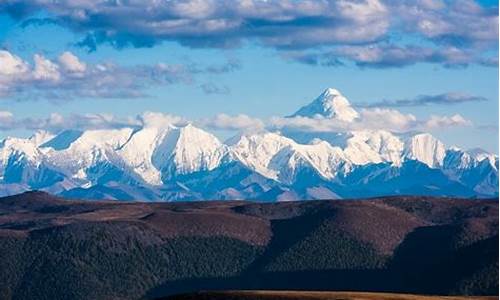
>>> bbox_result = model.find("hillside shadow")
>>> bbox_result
[145,223,499,299]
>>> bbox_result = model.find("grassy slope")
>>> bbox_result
[0,192,497,299]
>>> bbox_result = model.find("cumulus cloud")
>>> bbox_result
[0,50,240,100]
[201,113,265,131]
[423,114,473,129]
[138,112,187,128]
[57,51,87,73]
[359,108,418,131]
[356,92,488,107]
[1,0,496,68]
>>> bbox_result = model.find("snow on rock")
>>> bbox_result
[443,148,474,170]
[229,132,295,179]
[155,124,228,179]
[118,126,173,185]
[230,131,348,184]
[403,133,446,168]
[43,128,135,180]
[343,130,404,166]
[468,148,498,170]
[0,137,42,164]
[269,140,348,184]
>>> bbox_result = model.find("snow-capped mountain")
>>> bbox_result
[290,88,360,122]
[0,88,497,201]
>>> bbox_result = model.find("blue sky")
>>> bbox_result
[0,0,498,152]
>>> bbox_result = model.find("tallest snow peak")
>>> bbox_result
[290,88,360,122]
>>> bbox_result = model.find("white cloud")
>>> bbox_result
[138,112,186,128]
[0,111,140,132]
[0,51,29,76]
[269,115,349,132]
[0,108,475,137]
[58,51,87,73]
[270,108,418,133]
[424,114,473,129]
[269,108,472,134]
[359,108,418,131]
[32,54,61,81]
[0,50,240,100]
[201,113,265,131]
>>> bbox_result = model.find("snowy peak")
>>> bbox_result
[443,148,473,170]
[291,88,360,122]
[118,123,227,183]
[229,132,296,179]
[0,88,497,200]
[158,124,227,178]
[467,148,497,168]
[118,126,173,185]
[343,130,404,166]
[403,133,446,168]
[229,131,349,184]
[0,136,42,164]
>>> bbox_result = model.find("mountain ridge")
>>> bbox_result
[0,88,497,201]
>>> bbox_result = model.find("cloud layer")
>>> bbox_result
[2,0,390,49]
[0,107,474,136]
[0,50,240,100]
[356,92,488,108]
[269,109,472,133]
[1,0,497,68]
[285,44,498,68]
[0,111,187,132]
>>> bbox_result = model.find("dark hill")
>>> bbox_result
[0,191,497,300]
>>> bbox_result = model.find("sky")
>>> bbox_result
[0,0,498,152]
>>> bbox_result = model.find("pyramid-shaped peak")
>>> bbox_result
[289,88,359,122]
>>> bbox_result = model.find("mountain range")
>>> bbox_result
[0,88,498,201]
